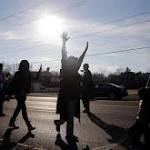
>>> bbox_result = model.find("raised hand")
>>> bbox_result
[61,32,69,60]
[39,64,42,72]
[35,64,42,80]
[77,41,89,70]
[61,32,70,44]
[85,42,88,51]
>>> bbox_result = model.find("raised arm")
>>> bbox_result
[61,32,69,61]
[34,64,42,81]
[77,42,88,70]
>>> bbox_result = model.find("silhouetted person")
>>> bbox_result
[129,86,150,150]
[0,63,5,117]
[4,72,12,95]
[9,60,41,131]
[82,63,93,113]
[54,33,88,144]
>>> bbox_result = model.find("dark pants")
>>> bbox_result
[0,92,5,115]
[66,100,77,138]
[82,89,91,112]
[10,96,31,127]
[0,100,4,114]
[82,99,90,111]
[130,119,150,149]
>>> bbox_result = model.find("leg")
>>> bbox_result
[10,101,21,121]
[9,99,22,128]
[83,99,90,113]
[82,99,86,109]
[85,99,90,112]
[82,99,87,112]
[54,119,65,132]
[0,100,4,116]
[66,117,74,138]
[0,94,5,116]
[66,116,78,143]
[21,97,35,131]
[66,100,79,143]
[128,120,144,148]
[22,101,30,125]
[144,123,150,150]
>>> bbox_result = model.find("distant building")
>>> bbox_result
[31,67,59,92]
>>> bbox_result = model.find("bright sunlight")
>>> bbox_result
[36,15,64,41]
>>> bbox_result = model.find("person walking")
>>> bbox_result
[82,63,93,113]
[129,86,150,150]
[9,60,41,131]
[0,63,5,117]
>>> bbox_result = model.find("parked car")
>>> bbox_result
[92,83,128,100]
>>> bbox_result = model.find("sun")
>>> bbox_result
[36,15,64,40]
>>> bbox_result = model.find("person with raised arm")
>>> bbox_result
[54,32,88,144]
[8,60,42,132]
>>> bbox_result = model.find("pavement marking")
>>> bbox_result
[92,143,119,150]
[27,106,56,112]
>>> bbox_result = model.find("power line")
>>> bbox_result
[73,10,150,39]
[73,18,150,39]
[0,1,87,55]
[30,59,60,64]
[0,0,46,23]
[88,45,150,57]
[0,7,149,58]
[0,47,59,59]
[0,17,149,57]
[102,9,150,24]
[23,45,150,65]
[71,9,150,37]
[0,7,148,54]
[0,33,149,59]
[0,0,87,28]
[1,44,149,67]
[0,40,56,56]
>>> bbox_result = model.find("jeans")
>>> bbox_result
[10,96,31,127]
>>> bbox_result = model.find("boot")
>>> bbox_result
[28,125,36,131]
[27,121,36,131]
[28,124,36,131]
[66,135,79,143]
[9,119,19,129]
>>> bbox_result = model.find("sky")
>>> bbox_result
[0,0,150,74]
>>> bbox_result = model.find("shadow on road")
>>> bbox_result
[87,112,130,149]
[18,131,35,143]
[55,133,90,150]
[55,133,78,150]
[0,128,16,150]
[0,128,34,150]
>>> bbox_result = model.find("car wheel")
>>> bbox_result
[109,92,116,100]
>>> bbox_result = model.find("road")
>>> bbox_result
[0,96,139,150]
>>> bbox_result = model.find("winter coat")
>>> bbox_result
[137,87,150,123]
[56,61,81,121]
[10,71,32,97]
[82,70,93,101]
